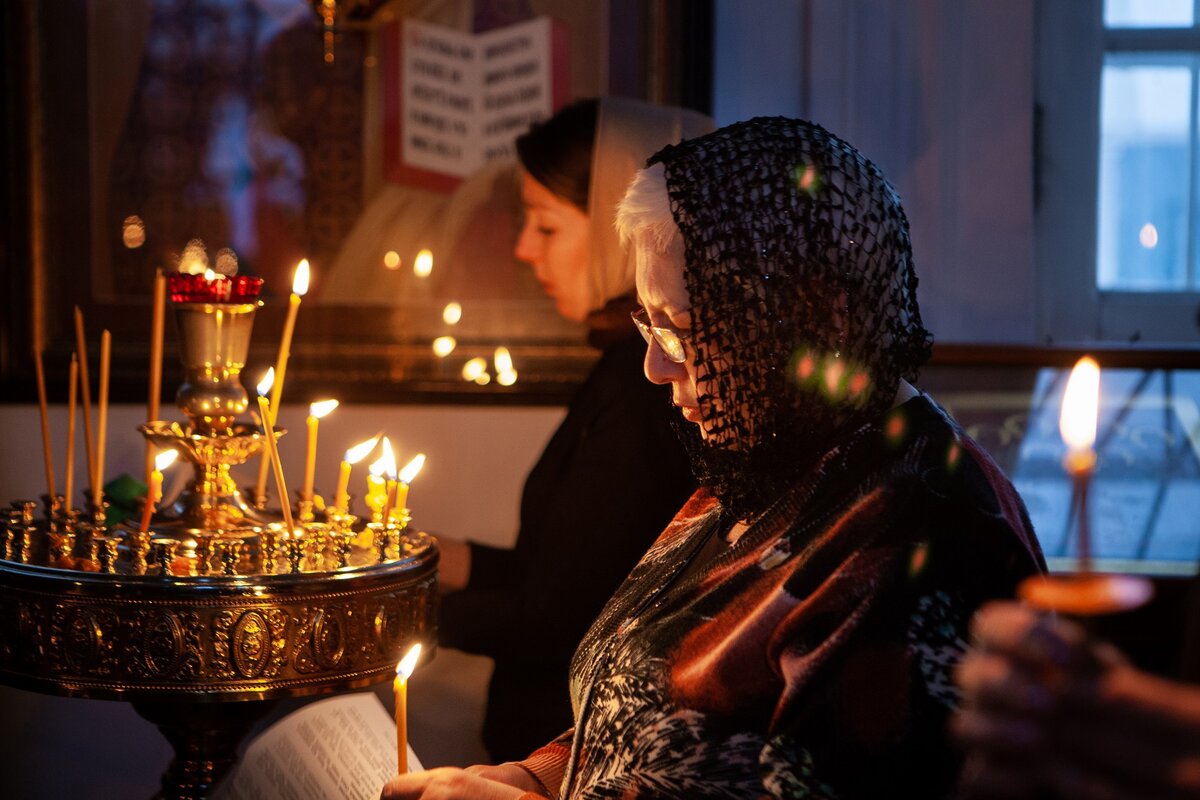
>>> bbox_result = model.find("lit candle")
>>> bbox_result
[393,454,426,516]
[255,259,310,500]
[94,329,111,509]
[140,449,179,533]
[73,306,97,497]
[34,349,56,500]
[145,269,166,485]
[1059,356,1100,571]
[372,438,397,523]
[64,355,78,513]
[303,399,339,502]
[394,643,422,774]
[334,434,380,513]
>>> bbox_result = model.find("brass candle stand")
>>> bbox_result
[0,281,439,799]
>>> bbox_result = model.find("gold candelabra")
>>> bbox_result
[0,283,438,799]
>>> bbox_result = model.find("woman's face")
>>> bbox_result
[515,172,592,322]
[635,238,708,437]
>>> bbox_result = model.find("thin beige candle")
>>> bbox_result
[145,269,166,483]
[394,643,422,774]
[73,306,97,495]
[303,400,339,502]
[94,329,111,508]
[258,394,296,536]
[255,259,310,500]
[334,434,380,513]
[34,349,56,499]
[64,355,78,513]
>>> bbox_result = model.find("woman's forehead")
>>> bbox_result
[636,246,689,313]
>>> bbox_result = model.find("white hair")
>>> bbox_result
[615,163,683,260]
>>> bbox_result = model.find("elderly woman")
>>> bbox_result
[385,117,1044,799]
[436,98,707,761]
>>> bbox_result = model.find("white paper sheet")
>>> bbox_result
[215,693,422,800]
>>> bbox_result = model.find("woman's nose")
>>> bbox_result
[514,222,540,266]
[643,341,684,385]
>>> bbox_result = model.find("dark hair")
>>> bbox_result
[515,98,598,212]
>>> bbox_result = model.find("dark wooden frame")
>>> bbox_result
[0,0,714,406]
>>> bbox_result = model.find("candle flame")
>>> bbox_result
[442,302,462,324]
[494,346,513,374]
[344,433,381,465]
[396,643,422,679]
[462,357,487,382]
[257,367,275,397]
[371,436,397,480]
[309,399,339,419]
[155,449,179,471]
[413,250,433,278]
[204,268,217,281]
[1060,356,1100,452]
[398,454,425,484]
[432,336,456,357]
[292,259,311,296]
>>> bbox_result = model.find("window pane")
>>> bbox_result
[1105,0,1194,28]
[1096,58,1194,291]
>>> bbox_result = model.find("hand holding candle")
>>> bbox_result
[303,399,339,502]
[394,643,422,774]
[140,449,179,533]
[334,434,380,513]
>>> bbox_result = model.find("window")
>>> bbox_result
[1037,0,1200,343]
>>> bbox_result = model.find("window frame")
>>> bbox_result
[1036,0,1200,345]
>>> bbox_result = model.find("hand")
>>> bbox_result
[381,764,546,800]
[954,601,1200,799]
[435,536,471,593]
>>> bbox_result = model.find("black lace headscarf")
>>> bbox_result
[647,117,933,519]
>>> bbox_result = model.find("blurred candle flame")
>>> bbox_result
[442,302,462,324]
[309,399,339,419]
[257,368,275,397]
[371,436,397,480]
[396,642,422,678]
[398,454,425,484]
[344,434,380,465]
[1060,356,1100,454]
[292,259,311,295]
[462,357,487,382]
[413,250,433,278]
[155,449,179,471]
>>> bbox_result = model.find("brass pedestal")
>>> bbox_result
[0,531,438,799]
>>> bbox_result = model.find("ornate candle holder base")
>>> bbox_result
[0,522,437,800]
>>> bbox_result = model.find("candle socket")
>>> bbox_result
[194,534,213,575]
[95,535,119,574]
[155,539,179,576]
[285,537,306,574]
[130,532,151,575]
[370,524,391,564]
[217,538,244,576]
[260,527,280,574]
[333,531,354,568]
[296,497,315,524]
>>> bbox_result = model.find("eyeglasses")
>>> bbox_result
[631,307,692,364]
